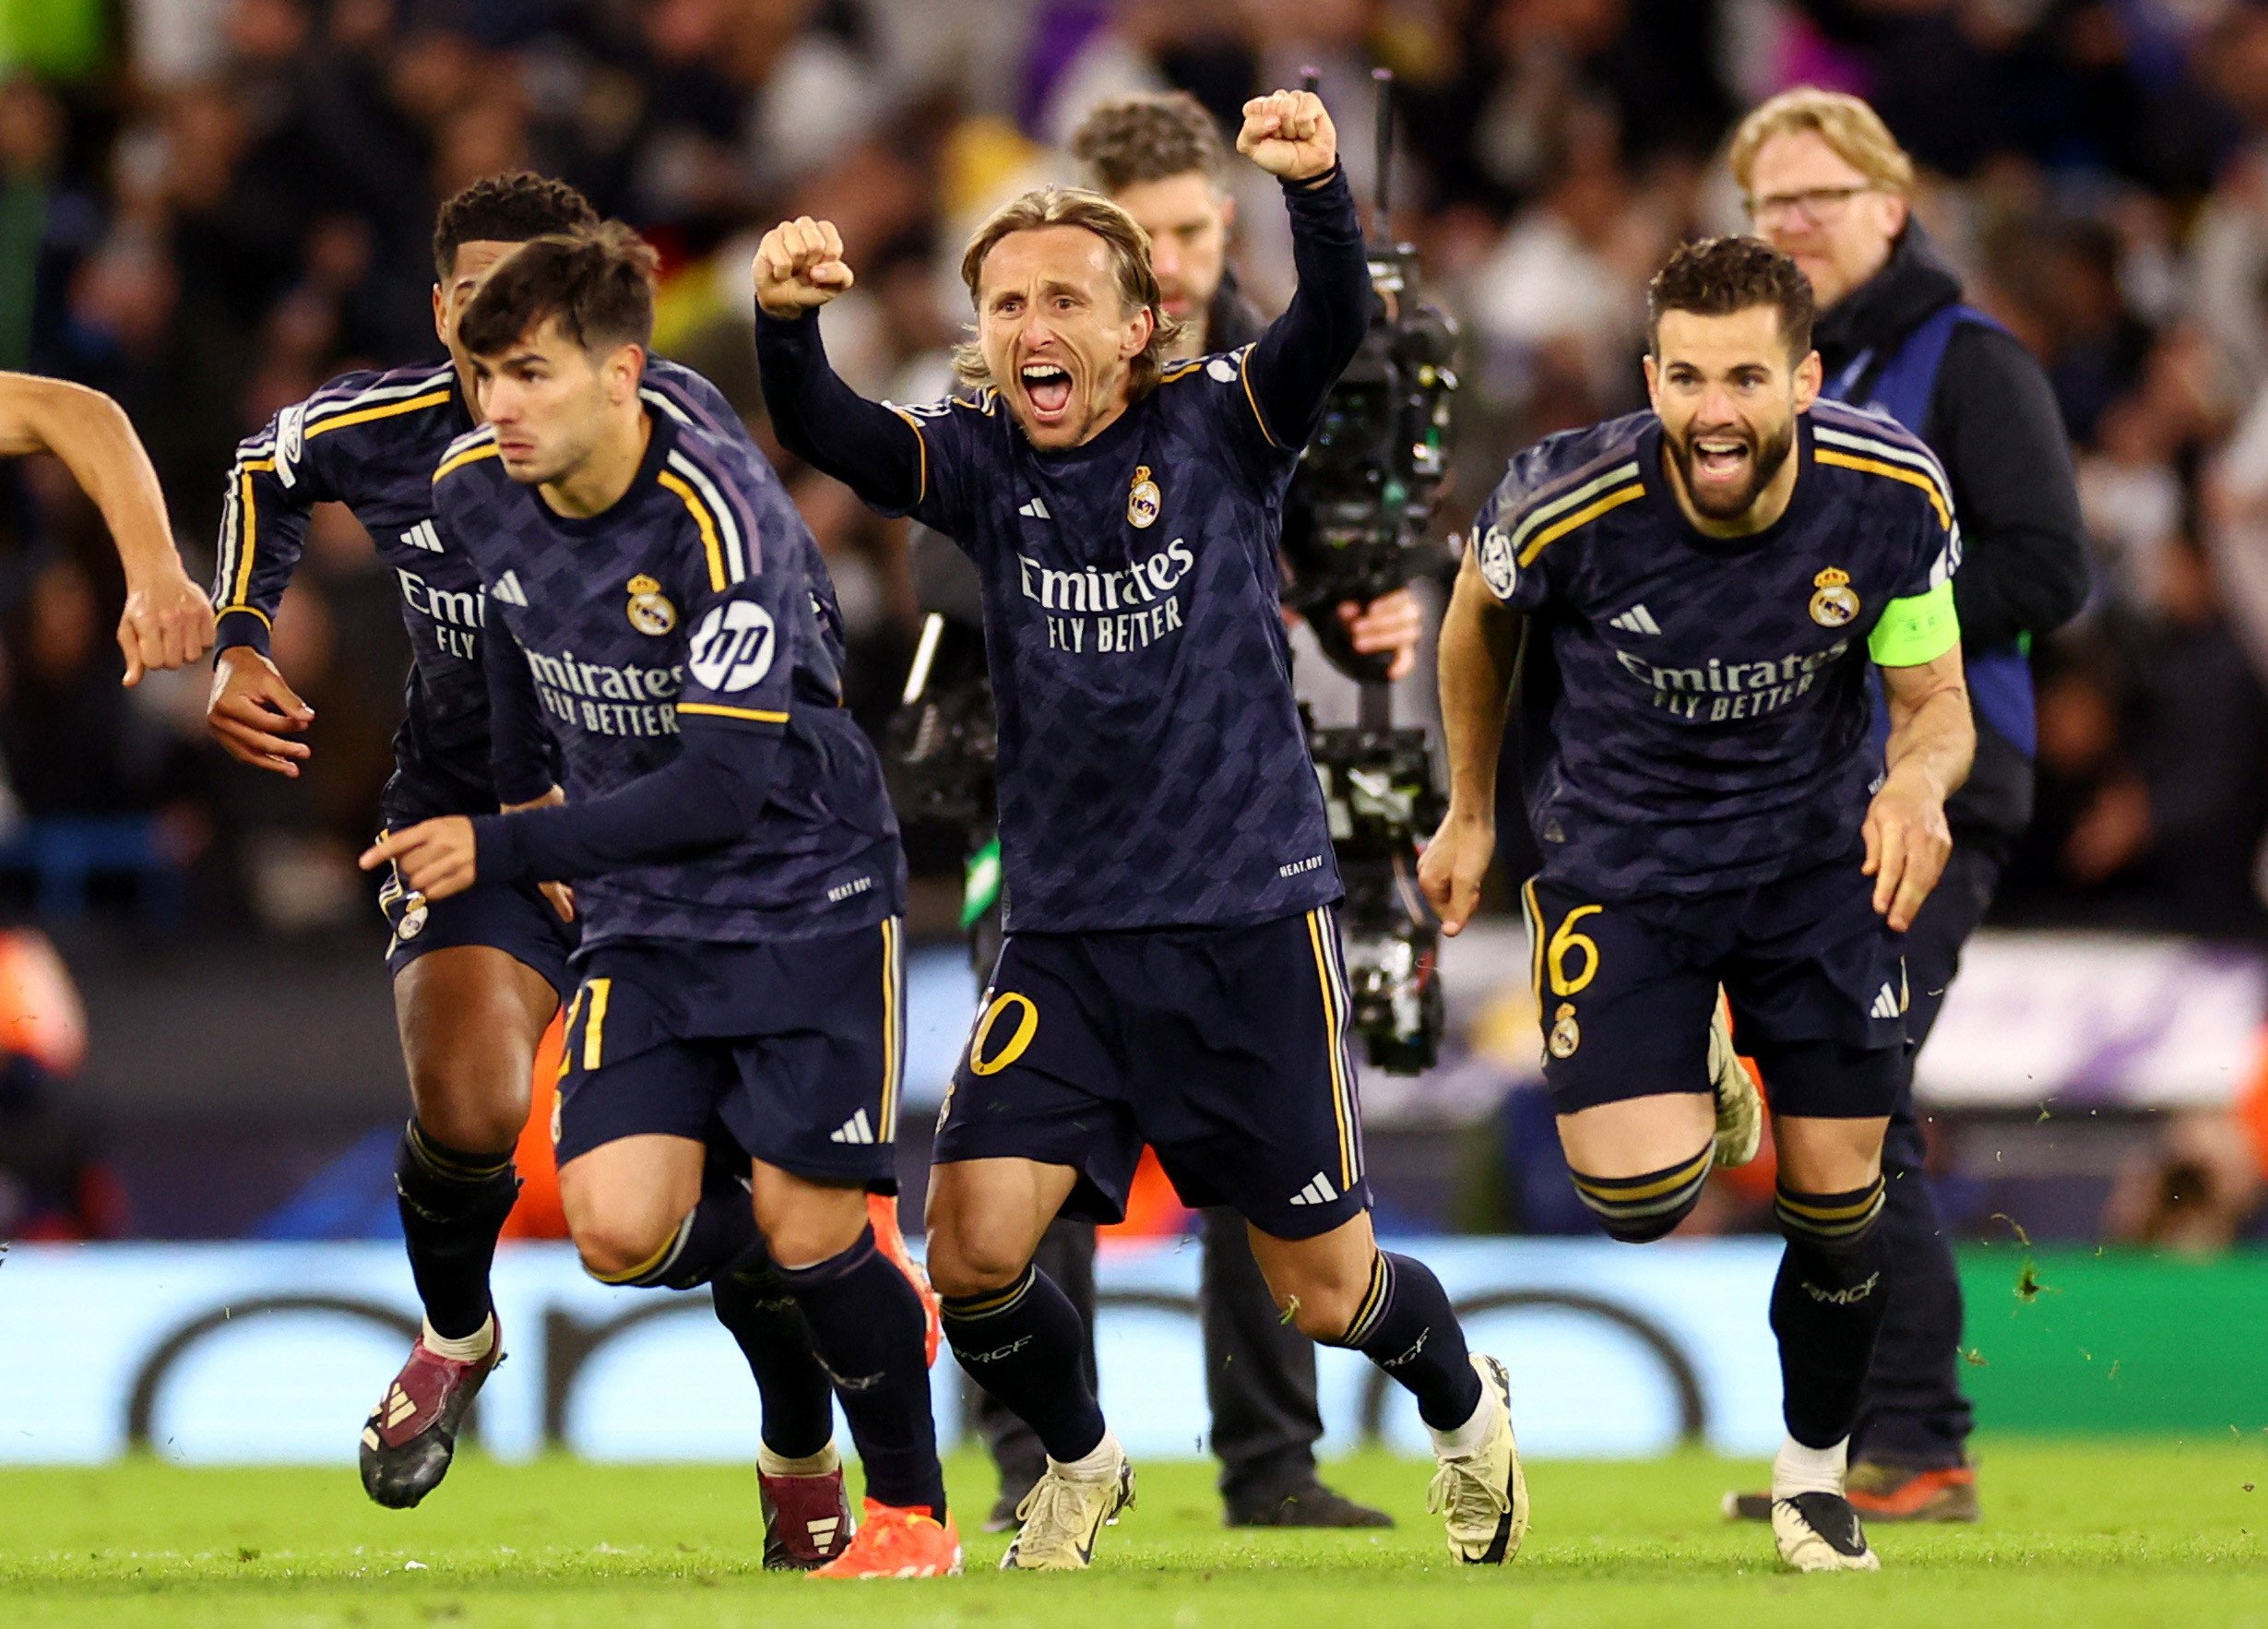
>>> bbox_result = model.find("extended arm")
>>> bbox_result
[0,373,210,684]
[1866,646,1976,931]
[1234,91,1370,449]
[1243,168,1370,449]
[752,218,926,512]
[1417,550,1527,934]
[359,722,782,898]
[473,723,780,883]
[207,402,329,773]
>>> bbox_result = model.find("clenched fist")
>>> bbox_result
[1236,89,1336,184]
[754,216,856,320]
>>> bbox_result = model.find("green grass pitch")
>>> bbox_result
[3,1442,2264,1627]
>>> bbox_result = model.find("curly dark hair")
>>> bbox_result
[1646,235,1816,363]
[457,221,658,358]
[1071,91,1229,194]
[432,172,600,279]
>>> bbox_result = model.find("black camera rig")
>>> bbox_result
[1288,66,1458,1074]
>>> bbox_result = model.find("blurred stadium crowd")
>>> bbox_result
[1,0,2266,939]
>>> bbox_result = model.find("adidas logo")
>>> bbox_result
[1870,983,1903,1020]
[491,570,529,606]
[400,519,444,553]
[383,1384,416,1428]
[806,1516,840,1547]
[1288,1171,1340,1207]
[828,1109,876,1146]
[1017,496,1051,519]
[1609,603,1661,636]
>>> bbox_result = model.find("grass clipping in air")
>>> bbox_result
[0,1443,2264,1625]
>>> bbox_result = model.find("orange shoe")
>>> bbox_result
[867,1193,943,1367]
[810,1500,962,1578]
[1845,1462,1980,1523]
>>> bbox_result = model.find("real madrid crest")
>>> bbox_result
[396,891,429,943]
[1809,566,1860,629]
[626,573,676,636]
[1127,464,1161,529]
[1547,1001,1581,1059]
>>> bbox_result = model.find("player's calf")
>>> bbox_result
[1766,1169,1891,1572]
[1260,1219,1526,1564]
[771,1219,951,1524]
[360,1118,518,1510]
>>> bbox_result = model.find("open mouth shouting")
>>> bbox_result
[1019,360,1074,424]
[1688,429,1754,491]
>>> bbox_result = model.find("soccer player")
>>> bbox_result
[1719,89,2088,1524]
[1421,236,1976,1573]
[0,372,212,683]
[368,222,957,1579]
[756,89,1527,1571]
[208,175,879,1564]
[912,88,1402,1533]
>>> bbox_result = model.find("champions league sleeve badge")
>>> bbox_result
[1809,566,1860,628]
[1477,524,1518,600]
[1127,464,1161,529]
[626,574,678,636]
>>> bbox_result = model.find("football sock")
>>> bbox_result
[587,1168,759,1291]
[1053,1427,1125,1481]
[776,1225,947,1516]
[420,1314,494,1363]
[757,1443,839,1478]
[1771,1175,1891,1448]
[1324,1251,1483,1433]
[1773,1433,1848,1499]
[712,1244,837,1461]
[393,1119,518,1340]
[1569,1145,1713,1243]
[941,1263,1107,1464]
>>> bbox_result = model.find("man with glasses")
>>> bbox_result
[1721,87,2089,1525]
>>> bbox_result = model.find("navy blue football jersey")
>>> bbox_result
[431,406,902,950]
[211,357,828,826]
[886,350,1340,933]
[1476,399,1959,899]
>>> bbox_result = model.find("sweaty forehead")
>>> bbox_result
[1655,305,1794,372]
[980,226,1116,298]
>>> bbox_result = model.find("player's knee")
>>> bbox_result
[923,1222,1030,1301]
[1569,1145,1713,1244]
[1272,1258,1375,1343]
[1773,1173,1887,1256]
[570,1206,685,1285]
[404,1056,528,1155]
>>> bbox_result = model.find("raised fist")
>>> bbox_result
[1236,89,1337,184]
[754,216,856,319]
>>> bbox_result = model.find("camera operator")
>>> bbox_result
[898,91,1416,1532]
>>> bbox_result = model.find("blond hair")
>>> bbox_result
[952,185,1184,395]
[1728,87,1915,198]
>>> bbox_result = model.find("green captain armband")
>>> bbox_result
[1869,579,1959,667]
